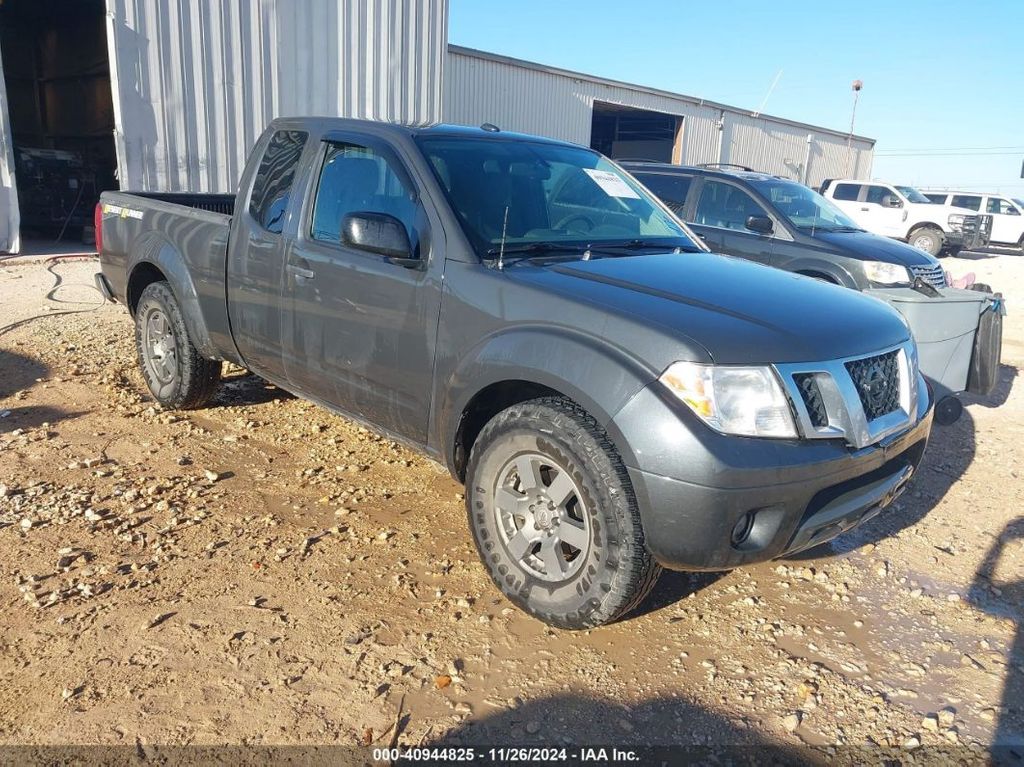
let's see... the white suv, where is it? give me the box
[820,179,992,256]
[922,191,1023,248]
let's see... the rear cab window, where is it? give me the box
[952,195,983,211]
[633,173,693,217]
[832,183,861,201]
[248,130,309,233]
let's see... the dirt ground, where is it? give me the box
[0,250,1022,757]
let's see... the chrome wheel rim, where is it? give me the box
[913,234,933,250]
[493,452,590,582]
[143,307,177,384]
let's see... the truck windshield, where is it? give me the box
[749,178,862,233]
[895,185,932,204]
[416,136,695,259]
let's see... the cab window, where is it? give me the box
[694,180,769,231]
[311,142,421,252]
[952,195,982,211]
[987,198,1020,215]
[832,183,861,201]
[249,130,308,233]
[634,173,693,217]
[864,185,893,205]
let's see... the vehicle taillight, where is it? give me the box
[94,203,103,254]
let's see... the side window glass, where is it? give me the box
[636,173,692,216]
[987,198,1018,215]
[694,180,767,231]
[864,186,892,205]
[952,195,982,211]
[832,183,861,201]
[248,130,308,233]
[311,142,420,250]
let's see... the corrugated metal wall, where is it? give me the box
[105,0,447,193]
[445,47,874,188]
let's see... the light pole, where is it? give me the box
[844,80,863,177]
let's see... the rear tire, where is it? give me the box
[908,226,943,256]
[465,396,661,629]
[135,281,220,409]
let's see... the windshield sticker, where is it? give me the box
[583,169,641,199]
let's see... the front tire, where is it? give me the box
[908,226,943,256]
[465,397,661,629]
[135,281,220,409]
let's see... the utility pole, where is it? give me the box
[844,80,863,177]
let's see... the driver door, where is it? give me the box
[986,196,1023,244]
[282,135,442,444]
[859,185,904,237]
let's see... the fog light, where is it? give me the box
[731,512,755,547]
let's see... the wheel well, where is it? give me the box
[127,262,167,315]
[452,380,562,481]
[909,223,943,235]
[796,270,838,284]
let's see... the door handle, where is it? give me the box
[287,263,315,280]
[860,207,870,211]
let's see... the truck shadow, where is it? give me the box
[790,363,1017,559]
[968,517,1024,754]
[211,369,294,408]
[425,691,811,759]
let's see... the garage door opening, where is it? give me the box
[0,0,117,244]
[589,102,681,163]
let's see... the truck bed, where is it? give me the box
[97,190,235,360]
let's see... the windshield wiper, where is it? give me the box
[587,239,699,255]
[484,241,588,267]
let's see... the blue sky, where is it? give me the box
[449,0,1024,194]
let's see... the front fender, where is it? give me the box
[128,232,217,359]
[782,257,860,289]
[435,326,659,472]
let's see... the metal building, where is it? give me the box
[0,0,447,253]
[445,46,874,189]
[0,1,874,255]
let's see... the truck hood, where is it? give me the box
[511,252,910,365]
[813,229,940,267]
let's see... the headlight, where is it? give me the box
[660,361,797,438]
[864,260,913,285]
[948,214,965,232]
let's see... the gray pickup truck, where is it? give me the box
[95,117,934,629]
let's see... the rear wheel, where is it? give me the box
[465,396,661,629]
[135,281,220,409]
[909,226,943,256]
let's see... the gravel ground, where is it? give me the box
[0,252,1021,756]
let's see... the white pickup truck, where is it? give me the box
[820,179,991,256]
[922,190,1024,248]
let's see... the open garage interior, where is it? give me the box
[0,0,116,240]
[589,101,681,163]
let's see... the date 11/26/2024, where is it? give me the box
[372,746,641,762]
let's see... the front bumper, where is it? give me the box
[611,380,933,571]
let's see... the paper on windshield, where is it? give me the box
[583,169,641,199]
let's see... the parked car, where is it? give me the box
[94,118,933,629]
[921,191,1024,248]
[621,162,948,290]
[819,179,991,256]
[624,163,1005,425]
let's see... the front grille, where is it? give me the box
[845,350,901,421]
[961,214,993,248]
[794,373,828,427]
[910,264,947,288]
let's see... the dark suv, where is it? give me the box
[622,162,947,292]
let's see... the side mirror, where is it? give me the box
[881,194,903,209]
[342,211,418,266]
[745,214,774,235]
